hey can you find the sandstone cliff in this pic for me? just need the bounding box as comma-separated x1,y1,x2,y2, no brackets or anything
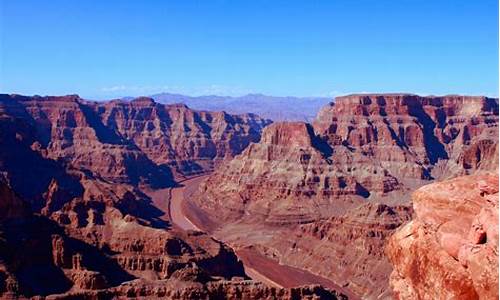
196,95,498,224
387,174,498,300
0,92,497,299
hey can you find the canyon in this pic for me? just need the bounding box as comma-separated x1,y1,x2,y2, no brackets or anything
188,94,499,298
0,93,498,299
0,94,343,299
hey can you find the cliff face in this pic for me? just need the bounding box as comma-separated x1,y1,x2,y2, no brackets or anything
315,94,498,180
0,92,497,299
387,174,499,300
0,94,270,180
190,94,499,298
97,97,270,177
197,95,498,223
295,203,413,297
2,95,170,186
194,121,399,227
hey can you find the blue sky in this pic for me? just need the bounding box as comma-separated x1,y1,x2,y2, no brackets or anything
0,0,498,99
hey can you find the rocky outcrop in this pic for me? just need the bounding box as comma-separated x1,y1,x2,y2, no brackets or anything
2,171,338,298
2,94,170,186
190,94,499,298
0,94,270,184
0,92,497,299
0,196,343,299
387,174,499,300
47,277,343,300
196,95,498,226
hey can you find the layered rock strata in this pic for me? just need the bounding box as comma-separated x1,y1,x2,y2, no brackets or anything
0,94,270,186
0,94,270,210
97,97,271,177
314,94,499,180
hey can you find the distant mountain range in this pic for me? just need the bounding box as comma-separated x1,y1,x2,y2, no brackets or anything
141,93,332,121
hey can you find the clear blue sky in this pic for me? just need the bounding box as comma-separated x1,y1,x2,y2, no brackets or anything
0,0,498,99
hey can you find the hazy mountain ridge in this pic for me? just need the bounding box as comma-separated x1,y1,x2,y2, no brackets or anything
147,93,332,122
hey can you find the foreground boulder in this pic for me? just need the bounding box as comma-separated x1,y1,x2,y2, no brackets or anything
387,174,499,299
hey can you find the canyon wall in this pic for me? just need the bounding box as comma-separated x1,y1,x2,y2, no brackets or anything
0,94,270,210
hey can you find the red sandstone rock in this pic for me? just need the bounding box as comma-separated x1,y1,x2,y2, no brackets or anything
193,120,400,228
387,174,499,299
315,94,499,179
195,94,498,226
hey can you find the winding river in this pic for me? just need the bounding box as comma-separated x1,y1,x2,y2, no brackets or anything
166,175,359,299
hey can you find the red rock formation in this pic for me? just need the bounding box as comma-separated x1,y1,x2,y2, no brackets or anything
0,165,344,298
189,94,499,298
195,94,499,225
387,174,499,299
12,95,166,185
47,279,343,299
96,97,271,178
0,93,269,183
315,94,499,179
0,92,497,299
194,121,400,228
0,201,342,299
0,93,270,210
